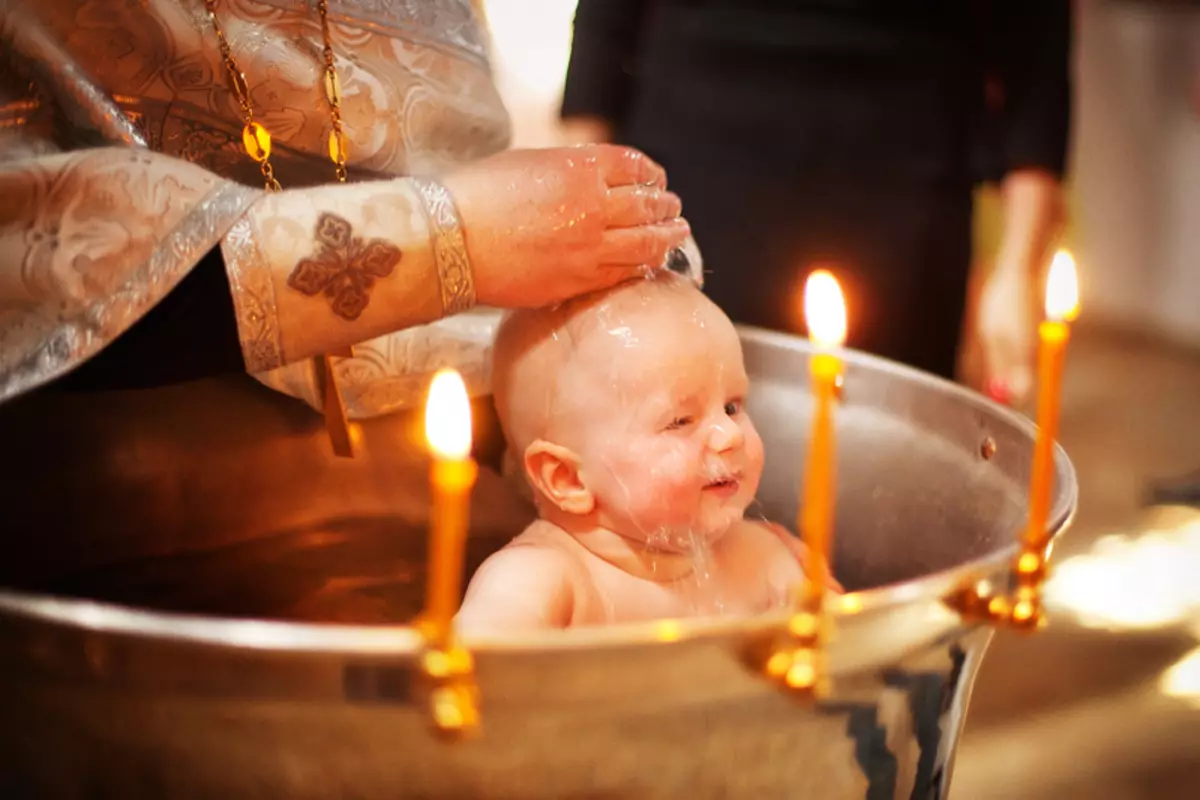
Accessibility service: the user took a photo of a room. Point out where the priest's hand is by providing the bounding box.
[442,145,690,309]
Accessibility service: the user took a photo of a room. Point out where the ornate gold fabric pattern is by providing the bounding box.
[222,212,284,373]
[253,0,490,66]
[0,0,509,407]
[1,18,147,148]
[3,0,509,185]
[0,180,258,402]
[412,176,475,316]
[253,308,501,419]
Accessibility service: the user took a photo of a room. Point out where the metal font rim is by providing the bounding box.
[0,327,1078,658]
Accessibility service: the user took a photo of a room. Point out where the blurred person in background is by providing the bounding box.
[1073,0,1200,508]
[561,0,1072,404]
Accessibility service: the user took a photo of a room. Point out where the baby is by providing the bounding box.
[456,272,825,634]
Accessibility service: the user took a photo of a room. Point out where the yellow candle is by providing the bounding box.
[1024,251,1080,551]
[424,368,478,649]
[800,270,847,601]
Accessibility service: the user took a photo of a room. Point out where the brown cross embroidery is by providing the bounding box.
[287,213,402,321]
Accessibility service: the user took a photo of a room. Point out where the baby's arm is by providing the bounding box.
[455,545,576,636]
[753,521,845,594]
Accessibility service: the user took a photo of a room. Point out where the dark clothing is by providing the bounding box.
[51,247,246,392]
[563,0,1072,378]
[666,162,973,379]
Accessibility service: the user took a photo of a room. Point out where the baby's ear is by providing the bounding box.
[524,440,595,515]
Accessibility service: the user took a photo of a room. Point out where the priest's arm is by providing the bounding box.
[0,147,467,403]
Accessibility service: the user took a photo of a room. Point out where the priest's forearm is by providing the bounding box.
[222,177,472,371]
[0,147,472,399]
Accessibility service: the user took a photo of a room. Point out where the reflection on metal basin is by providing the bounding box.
[0,326,1075,798]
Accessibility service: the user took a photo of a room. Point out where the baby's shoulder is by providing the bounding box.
[457,523,584,632]
[482,523,582,580]
[721,520,806,579]
[724,519,792,553]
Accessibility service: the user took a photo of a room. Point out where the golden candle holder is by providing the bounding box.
[748,601,831,701]
[948,250,1080,632]
[749,269,846,701]
[756,250,1080,695]
[415,623,482,741]
[946,545,1053,632]
[0,321,1081,798]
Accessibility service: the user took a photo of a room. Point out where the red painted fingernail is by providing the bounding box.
[986,378,1012,405]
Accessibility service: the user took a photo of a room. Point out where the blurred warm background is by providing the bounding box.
[480,1,1200,797]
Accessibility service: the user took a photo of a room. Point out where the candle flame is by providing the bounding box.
[1045,250,1080,323]
[804,269,848,349]
[425,369,472,460]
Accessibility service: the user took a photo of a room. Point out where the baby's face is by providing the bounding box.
[569,295,764,550]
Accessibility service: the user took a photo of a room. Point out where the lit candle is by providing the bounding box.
[423,368,478,649]
[800,270,847,600]
[1024,250,1080,551]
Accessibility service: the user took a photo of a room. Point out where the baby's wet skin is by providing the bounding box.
[458,272,821,633]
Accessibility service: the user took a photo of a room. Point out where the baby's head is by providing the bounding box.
[492,272,764,550]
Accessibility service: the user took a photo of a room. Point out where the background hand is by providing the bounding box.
[968,169,1065,407]
[976,255,1038,407]
[442,145,689,309]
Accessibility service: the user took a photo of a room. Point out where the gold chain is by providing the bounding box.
[202,0,349,191]
[202,0,356,458]
[316,0,350,183]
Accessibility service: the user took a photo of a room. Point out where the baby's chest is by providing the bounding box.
[581,565,780,626]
